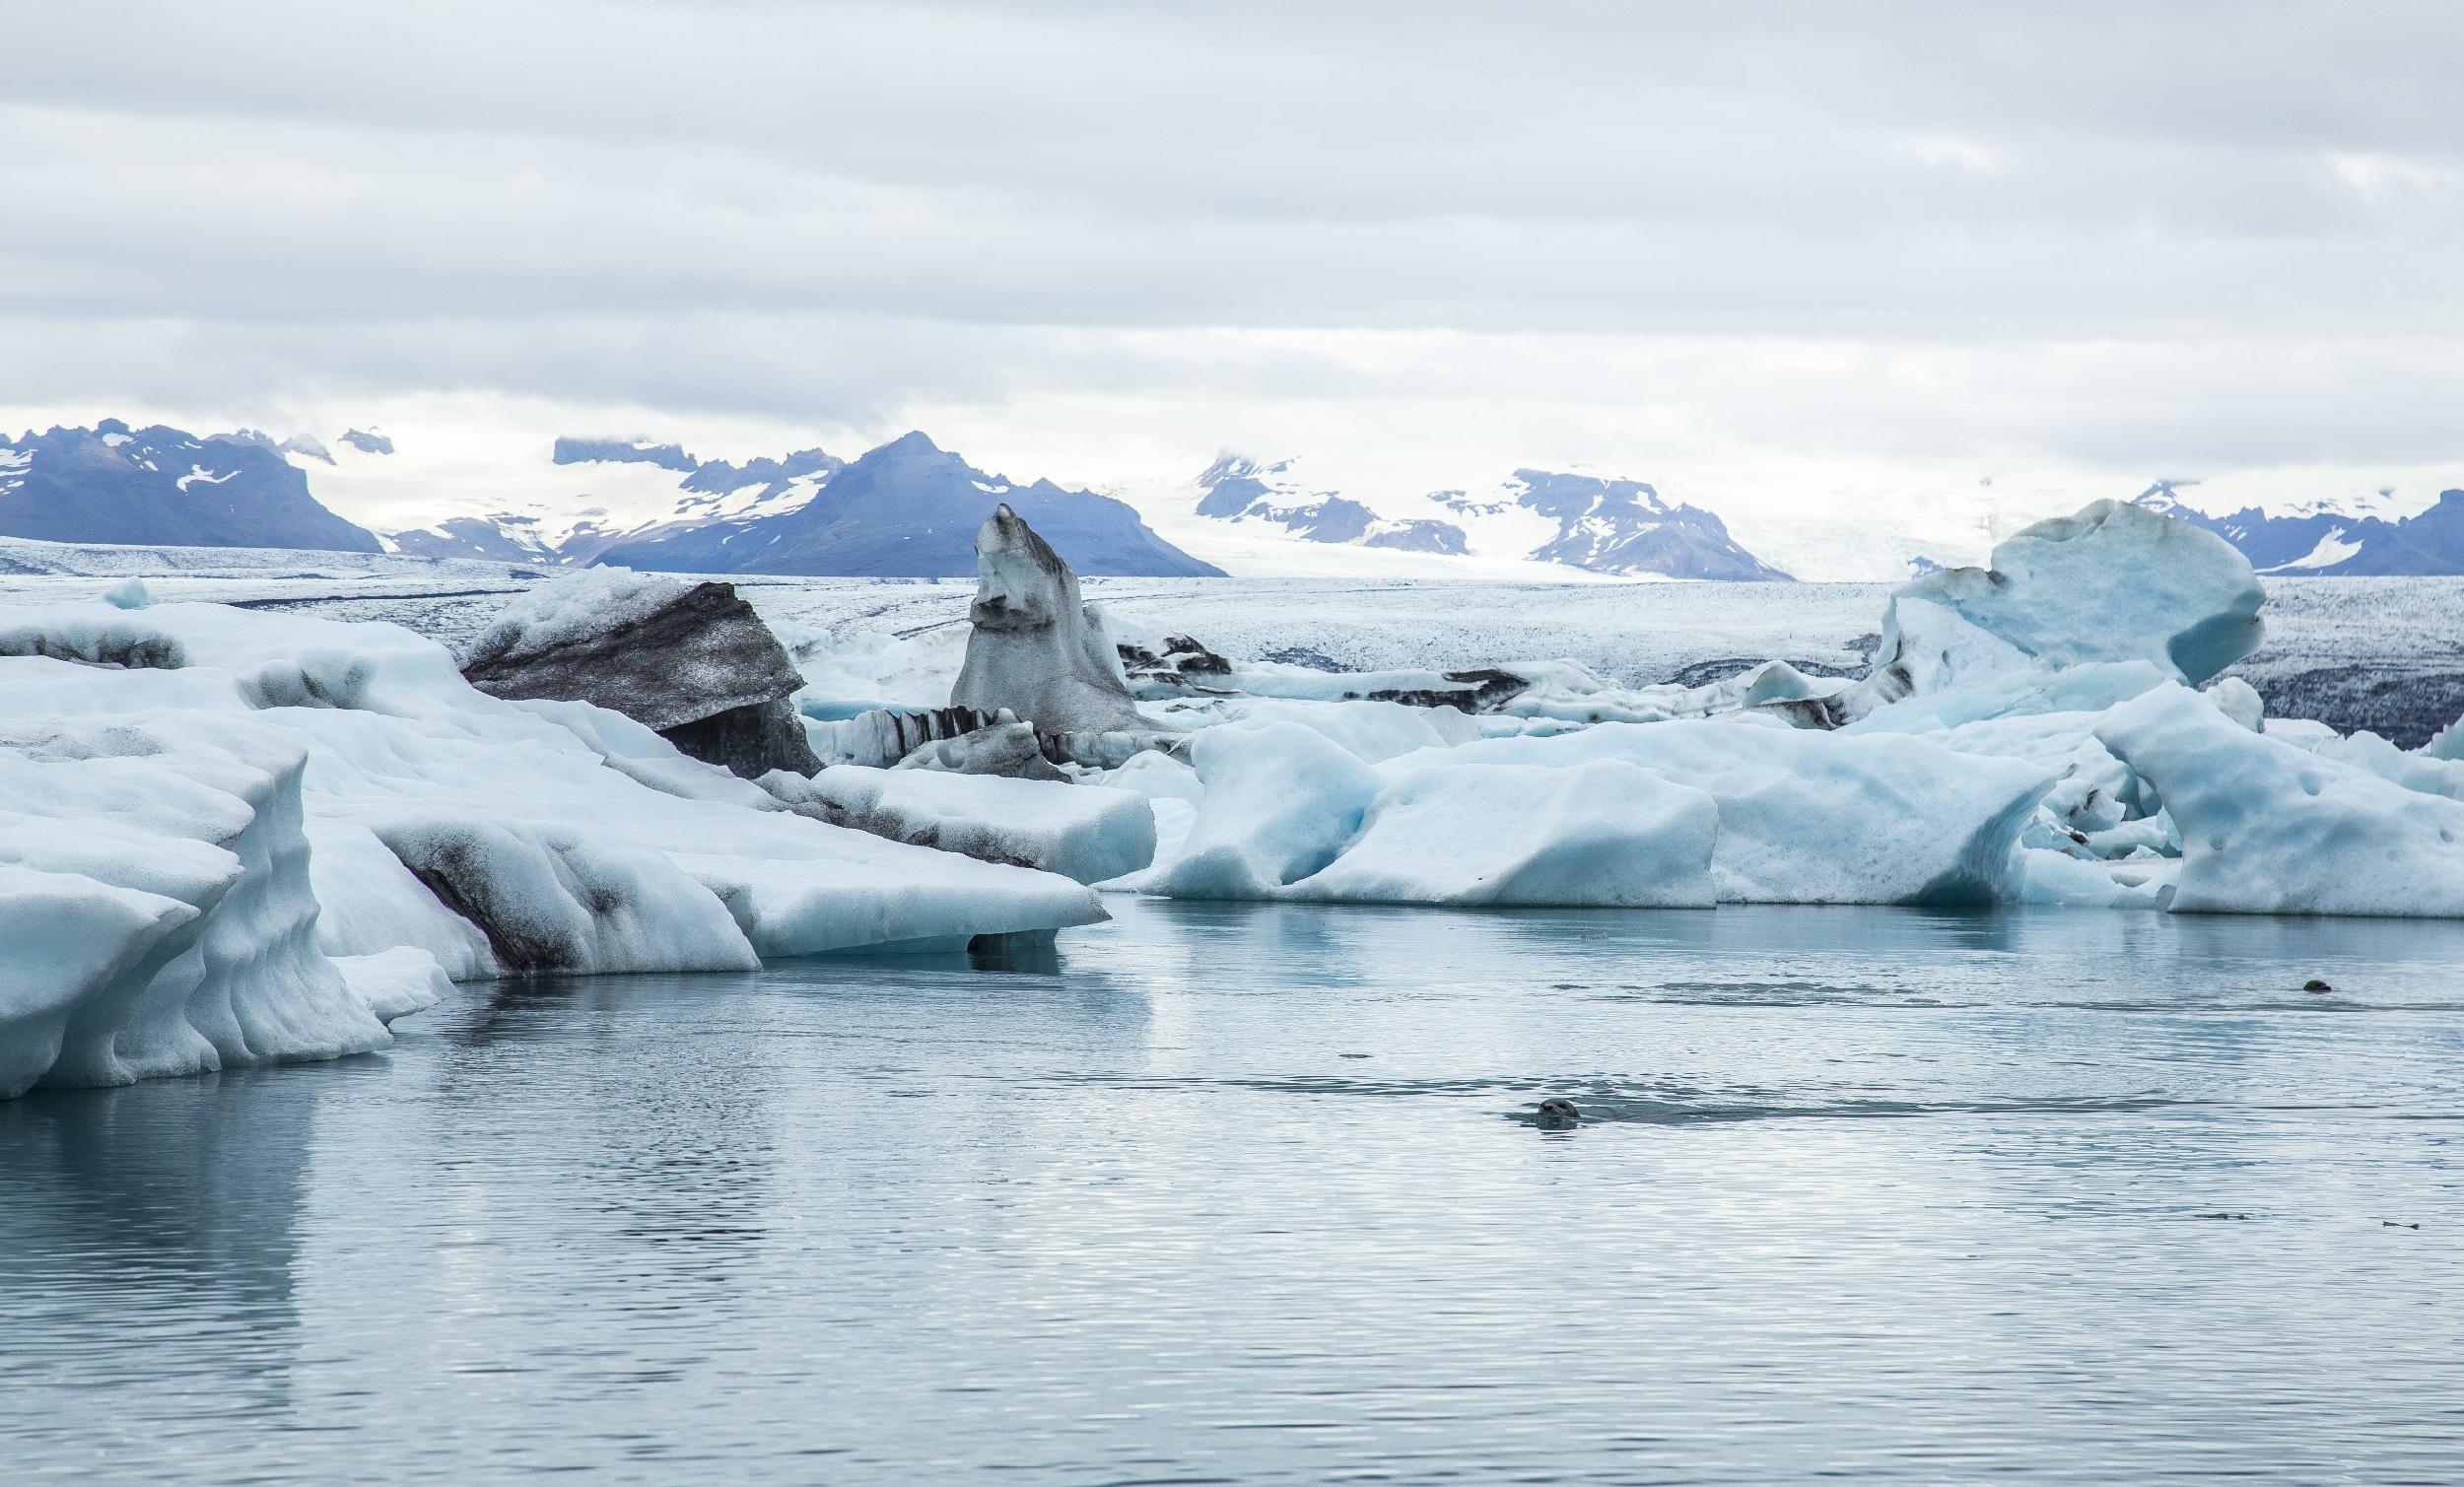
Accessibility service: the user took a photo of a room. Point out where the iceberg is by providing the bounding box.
[1858,500,2265,710]
[1426,721,2051,904]
[1285,760,1718,909]
[460,570,821,778]
[1145,714,2039,909]
[2096,684,2464,916]
[0,716,449,1099]
[1148,722,1715,907]
[0,599,1110,1093]
[951,505,1172,736]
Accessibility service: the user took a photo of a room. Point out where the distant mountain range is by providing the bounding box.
[2131,481,2464,576]
[1195,457,1471,555]
[1186,455,1794,579]
[0,420,381,553]
[401,430,1221,577]
[15,416,2464,583]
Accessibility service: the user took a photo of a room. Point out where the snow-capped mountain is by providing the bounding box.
[394,431,1220,577]
[1196,456,1470,554]
[1182,455,1792,579]
[0,419,382,553]
[2131,480,2464,575]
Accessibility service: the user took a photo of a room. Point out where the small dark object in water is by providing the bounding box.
[1536,1098,1580,1129]
[1338,1052,1372,1059]
[2384,1220,2422,1230]
[2303,978,2334,993]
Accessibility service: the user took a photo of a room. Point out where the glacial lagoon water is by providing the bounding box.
[4,898,2462,1484]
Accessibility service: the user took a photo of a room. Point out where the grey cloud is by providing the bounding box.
[3,0,2462,482]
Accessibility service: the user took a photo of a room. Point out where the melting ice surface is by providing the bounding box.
[4,898,2462,1484]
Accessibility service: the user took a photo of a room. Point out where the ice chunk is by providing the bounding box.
[1152,722,1379,898]
[1284,760,1718,908]
[2426,711,2464,762]
[0,861,197,1099]
[1498,659,1849,728]
[2096,684,2464,916]
[2305,728,2464,804]
[764,766,1157,886]
[1146,714,2019,909]
[951,506,1168,735]
[462,574,819,778]
[0,719,433,1097]
[102,576,155,610]
[1859,501,2265,708]
[893,719,1068,780]
[2203,676,2266,731]
[335,947,456,1022]
[1428,721,2052,905]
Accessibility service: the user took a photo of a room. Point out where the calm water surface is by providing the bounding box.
[5,899,2462,1484]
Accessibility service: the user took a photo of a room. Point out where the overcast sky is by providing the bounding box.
[5,0,2462,528]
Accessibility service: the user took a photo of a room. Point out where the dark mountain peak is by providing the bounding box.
[677,445,844,497]
[339,428,395,456]
[0,418,380,554]
[1194,452,1304,520]
[1504,467,1786,580]
[2124,479,2464,575]
[871,430,946,460]
[1508,468,1673,521]
[589,431,1218,578]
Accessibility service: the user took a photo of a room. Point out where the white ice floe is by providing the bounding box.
[0,599,1109,1091]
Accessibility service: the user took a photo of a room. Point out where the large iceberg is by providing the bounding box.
[0,599,1109,1091]
[1857,500,2265,710]
[951,505,1164,736]
[1149,721,1717,908]
[1407,721,2051,905]
[460,570,821,778]
[2096,685,2464,916]
[1145,715,2045,909]
[0,716,449,1099]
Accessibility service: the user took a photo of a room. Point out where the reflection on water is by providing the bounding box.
[4,899,2463,1484]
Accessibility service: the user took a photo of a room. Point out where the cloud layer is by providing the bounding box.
[6,0,2462,513]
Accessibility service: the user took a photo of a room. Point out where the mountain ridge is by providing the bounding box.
[0,419,382,553]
